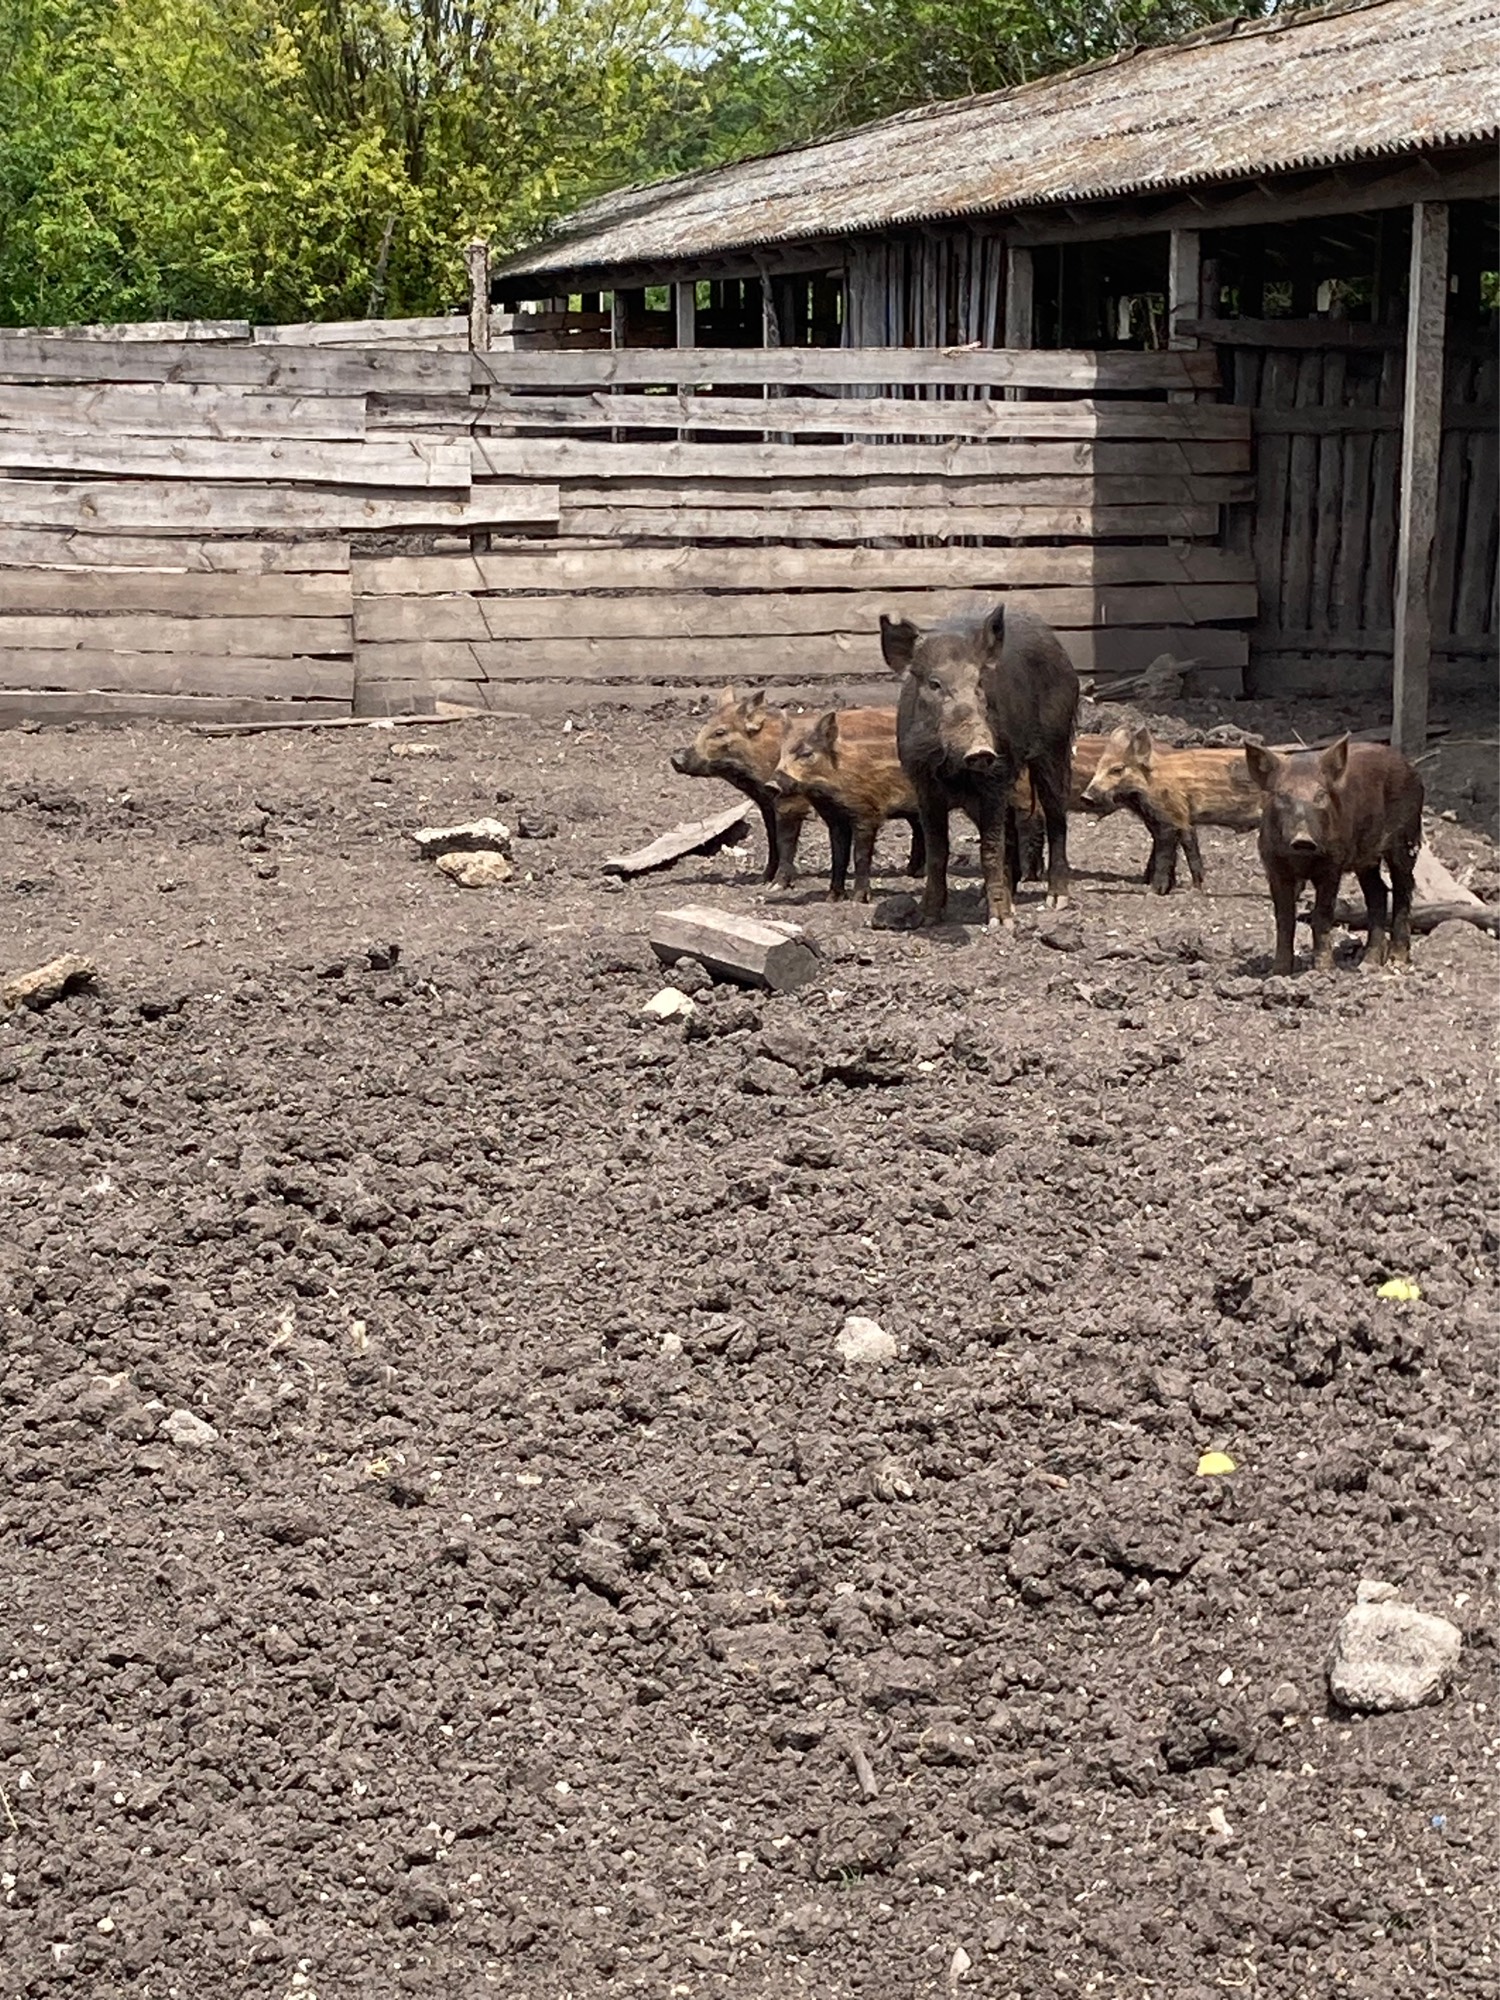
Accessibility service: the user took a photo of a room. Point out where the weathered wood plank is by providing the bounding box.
[0,481,557,532]
[556,473,1250,509]
[0,432,470,487]
[0,651,354,697]
[603,802,753,876]
[353,543,1256,595]
[651,905,820,992]
[466,391,1251,443]
[0,691,349,726]
[1392,202,1449,757]
[552,502,1221,542]
[472,438,1250,488]
[1281,349,1323,636]
[0,338,470,394]
[353,582,1257,644]
[5,319,251,342]
[0,569,353,616]
[0,531,349,572]
[0,613,351,655]
[355,627,1248,682]
[253,316,466,349]
[1254,404,1497,435]
[472,346,1220,391]
[0,382,369,440]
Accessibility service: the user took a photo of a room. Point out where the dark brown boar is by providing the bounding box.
[1244,736,1424,975]
[670,687,812,886]
[1013,733,1128,882]
[772,706,924,901]
[881,604,1079,927]
[1082,725,1262,893]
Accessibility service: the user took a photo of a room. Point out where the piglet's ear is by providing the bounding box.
[880,614,919,674]
[1243,742,1280,792]
[1128,726,1153,766]
[810,710,838,753]
[1318,734,1350,784]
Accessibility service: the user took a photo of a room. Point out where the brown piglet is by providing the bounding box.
[772,706,923,901]
[670,688,813,887]
[1244,736,1424,974]
[1082,725,1261,893]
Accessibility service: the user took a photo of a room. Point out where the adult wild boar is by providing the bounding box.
[1244,736,1423,975]
[670,687,811,887]
[772,707,923,902]
[880,604,1079,927]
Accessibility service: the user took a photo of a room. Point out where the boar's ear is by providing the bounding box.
[743,690,769,734]
[983,603,1007,657]
[1128,726,1154,767]
[1243,742,1280,792]
[880,614,919,674]
[1318,734,1351,784]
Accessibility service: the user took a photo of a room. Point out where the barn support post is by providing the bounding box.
[1002,244,1033,402]
[466,240,491,555]
[1391,200,1449,756]
[674,282,696,440]
[1167,229,1201,403]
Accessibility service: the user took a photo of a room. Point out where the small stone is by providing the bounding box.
[870,893,919,931]
[1328,1600,1462,1713]
[517,810,559,840]
[434,850,514,888]
[836,1314,898,1365]
[641,987,695,1023]
[1356,1578,1400,1604]
[362,940,400,971]
[412,818,511,860]
[1267,1681,1301,1719]
[161,1409,219,1450]
[1036,912,1085,952]
[391,1877,450,1926]
[1190,1383,1231,1421]
[1,953,96,1012]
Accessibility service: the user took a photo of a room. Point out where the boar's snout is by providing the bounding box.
[769,768,798,796]
[669,748,690,773]
[1289,829,1321,854]
[964,746,1000,771]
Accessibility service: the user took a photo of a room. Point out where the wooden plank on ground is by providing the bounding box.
[650,905,821,992]
[353,582,1257,645]
[0,691,350,726]
[0,568,353,616]
[354,627,1247,682]
[0,481,557,532]
[0,652,354,698]
[0,383,368,440]
[472,441,1249,482]
[553,502,1221,541]
[352,543,1257,595]
[0,338,470,394]
[0,531,349,572]
[253,316,466,349]
[472,347,1219,391]
[0,613,351,656]
[603,801,754,876]
[468,390,1252,442]
[0,432,470,486]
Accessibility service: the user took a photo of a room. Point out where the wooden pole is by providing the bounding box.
[466,241,491,555]
[1392,201,1449,757]
[674,282,696,441]
[1167,229,1200,405]
[1002,244,1033,403]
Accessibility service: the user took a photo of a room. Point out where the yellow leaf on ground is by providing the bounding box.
[1376,1277,1422,1302]
[1197,1451,1237,1477]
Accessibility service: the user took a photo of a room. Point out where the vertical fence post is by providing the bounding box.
[466,240,491,558]
[1002,244,1033,403]
[1392,200,1449,757]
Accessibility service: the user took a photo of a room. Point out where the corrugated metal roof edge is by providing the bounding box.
[496,127,1500,279]
[493,0,1495,280]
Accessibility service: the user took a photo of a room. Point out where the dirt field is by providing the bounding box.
[0,694,1496,2000]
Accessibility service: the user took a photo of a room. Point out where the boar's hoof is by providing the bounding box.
[1044,892,1071,911]
[984,915,1016,933]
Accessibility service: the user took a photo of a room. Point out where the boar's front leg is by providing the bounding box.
[1030,757,1071,909]
[1309,865,1341,972]
[903,816,926,876]
[1387,833,1417,967]
[975,790,1015,930]
[1356,865,1390,967]
[1266,861,1299,976]
[915,785,950,926]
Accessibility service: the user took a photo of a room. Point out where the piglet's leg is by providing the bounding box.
[1356,865,1390,968]
[1309,867,1341,972]
[1387,839,1417,968]
[1267,866,1299,977]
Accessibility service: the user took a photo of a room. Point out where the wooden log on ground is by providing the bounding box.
[603,802,753,876]
[192,712,475,736]
[650,905,821,992]
[1,953,97,1010]
[1413,845,1484,907]
[1305,900,1499,938]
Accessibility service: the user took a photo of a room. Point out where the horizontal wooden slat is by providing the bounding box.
[464,391,1251,442]
[0,613,350,656]
[0,481,556,532]
[1179,317,1404,351]
[553,503,1221,541]
[0,651,354,697]
[0,531,349,572]
[4,319,251,343]
[1255,629,1497,656]
[473,347,1220,391]
[1253,405,1497,435]
[1248,653,1492,699]
[0,569,353,615]
[353,543,1256,594]
[474,439,1249,486]
[0,338,470,393]
[0,383,368,440]
[551,473,1249,509]
[0,433,469,486]
[253,316,466,349]
[0,690,349,726]
[356,627,1248,682]
[354,582,1256,644]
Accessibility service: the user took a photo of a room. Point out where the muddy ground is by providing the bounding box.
[0,692,1496,2000]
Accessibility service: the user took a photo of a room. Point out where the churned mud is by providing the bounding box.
[0,695,1496,2000]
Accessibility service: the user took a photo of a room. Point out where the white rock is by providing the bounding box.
[641,987,696,1022]
[162,1409,219,1450]
[434,849,513,888]
[1328,1600,1462,1713]
[836,1314,898,1365]
[413,818,512,860]
[659,1330,685,1358]
[1356,1578,1400,1604]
